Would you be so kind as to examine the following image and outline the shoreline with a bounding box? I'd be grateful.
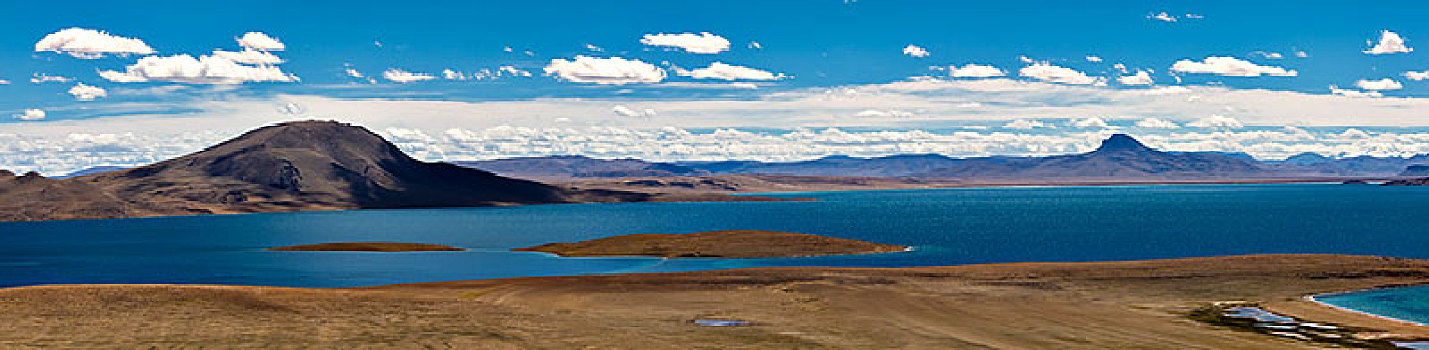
[0,179,1374,223]
[5,254,1429,347]
[1306,284,1429,328]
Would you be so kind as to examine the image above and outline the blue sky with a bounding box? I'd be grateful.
[5,1,1429,174]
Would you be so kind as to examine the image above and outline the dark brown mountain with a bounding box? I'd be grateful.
[0,121,647,221]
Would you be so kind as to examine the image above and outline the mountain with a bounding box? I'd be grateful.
[912,134,1270,179]
[1402,165,1429,177]
[56,165,131,179]
[0,121,646,221]
[678,154,965,177]
[456,156,708,179]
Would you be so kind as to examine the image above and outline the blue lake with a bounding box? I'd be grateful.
[4,183,1429,291]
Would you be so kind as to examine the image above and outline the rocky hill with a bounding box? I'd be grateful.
[0,121,647,221]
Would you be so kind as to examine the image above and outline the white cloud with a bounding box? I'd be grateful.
[677,62,785,81]
[345,68,366,78]
[1135,117,1179,129]
[902,45,930,57]
[948,64,1005,78]
[543,56,665,84]
[1355,78,1402,91]
[748,41,762,49]
[30,73,72,84]
[210,50,284,65]
[1294,51,1309,58]
[1404,71,1429,81]
[1187,115,1244,129]
[1117,70,1154,86]
[1070,117,1110,128]
[0,80,9,85]
[14,109,45,121]
[1251,51,1284,59]
[1147,12,1177,22]
[1003,119,1048,129]
[1085,56,1103,62]
[68,83,107,101]
[1365,30,1411,55]
[34,28,154,59]
[1170,56,1297,77]
[499,66,533,77]
[236,32,285,51]
[1019,63,1104,85]
[854,109,915,118]
[441,69,468,80]
[1330,85,1383,98]
[639,32,730,54]
[584,44,603,52]
[613,105,657,118]
[99,54,299,84]
[382,69,436,83]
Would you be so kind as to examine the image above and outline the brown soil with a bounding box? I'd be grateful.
[514,230,907,258]
[3,254,1429,348]
[267,242,464,252]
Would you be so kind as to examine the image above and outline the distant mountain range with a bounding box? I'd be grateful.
[461,134,1429,180]
[0,121,647,221]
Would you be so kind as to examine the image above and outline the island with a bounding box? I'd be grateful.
[514,230,907,258]
[267,242,464,252]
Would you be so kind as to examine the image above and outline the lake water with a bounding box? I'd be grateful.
[5,183,1429,294]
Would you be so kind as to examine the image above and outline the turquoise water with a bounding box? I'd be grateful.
[4,183,1429,290]
[1316,286,1429,325]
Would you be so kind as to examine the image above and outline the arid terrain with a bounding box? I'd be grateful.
[514,230,907,258]
[3,254,1429,348]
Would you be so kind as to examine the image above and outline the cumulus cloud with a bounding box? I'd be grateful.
[1170,56,1297,77]
[382,69,436,83]
[676,62,785,81]
[99,54,299,84]
[441,69,468,80]
[1135,117,1179,129]
[1330,85,1384,98]
[948,64,1005,78]
[499,66,533,77]
[210,50,284,65]
[30,73,72,84]
[613,105,657,118]
[1365,30,1411,55]
[34,28,155,59]
[1019,63,1104,85]
[1085,56,1103,62]
[13,109,45,120]
[1187,115,1244,129]
[1003,119,1048,129]
[68,83,107,101]
[1117,70,1154,85]
[236,32,285,51]
[543,56,665,84]
[1070,117,1110,128]
[1147,12,1177,22]
[1356,78,1403,90]
[902,45,930,57]
[639,32,730,54]
[1405,71,1429,81]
